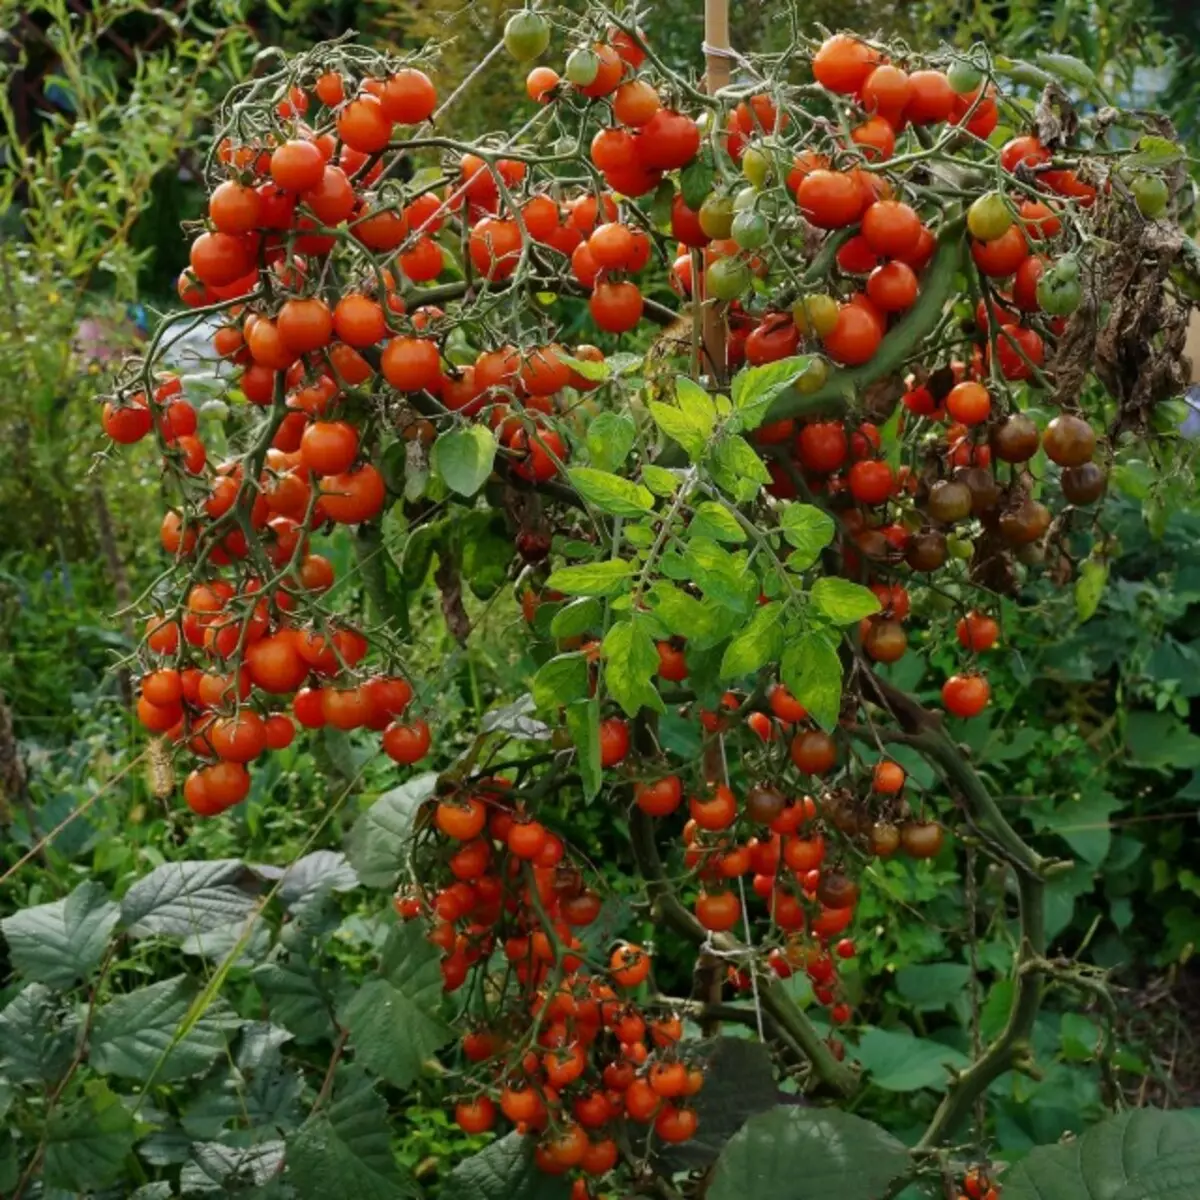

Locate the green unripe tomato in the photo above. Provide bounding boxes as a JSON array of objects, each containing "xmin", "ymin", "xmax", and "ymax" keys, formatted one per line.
[
  {"xmin": 1130, "ymin": 173, "xmax": 1169, "ymax": 219},
  {"xmin": 967, "ymin": 191, "xmax": 1013, "ymax": 242},
  {"xmin": 792, "ymin": 293, "xmax": 838, "ymax": 338},
  {"xmin": 564, "ymin": 47, "xmax": 600, "ymax": 86},
  {"xmin": 742, "ymin": 145, "xmax": 773, "ymax": 188},
  {"xmin": 731, "ymin": 209, "xmax": 769, "ymax": 250},
  {"xmin": 947, "ymin": 59, "xmax": 984, "ymax": 94},
  {"xmin": 795, "ymin": 355, "xmax": 830, "ymax": 395},
  {"xmin": 1036, "ymin": 255, "xmax": 1082, "ymax": 316},
  {"xmin": 1152, "ymin": 399, "xmax": 1189, "ymax": 432},
  {"xmin": 705, "ymin": 256, "xmax": 752, "ymax": 300},
  {"xmin": 503, "ymin": 10, "xmax": 551, "ymax": 61},
  {"xmin": 732, "ymin": 185, "xmax": 759, "ymax": 212},
  {"xmin": 698, "ymin": 193, "xmax": 736, "ymax": 239},
  {"xmin": 947, "ymin": 534, "xmax": 975, "ymax": 560}
]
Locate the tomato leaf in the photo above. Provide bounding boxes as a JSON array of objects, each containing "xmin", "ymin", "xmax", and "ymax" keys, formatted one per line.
[
  {"xmin": 584, "ymin": 411, "xmax": 635, "ymax": 472},
  {"xmin": 811, "ymin": 577, "xmax": 881, "ymax": 624},
  {"xmin": 730, "ymin": 356, "xmax": 815, "ymax": 431},
  {"xmin": 688, "ymin": 501, "xmax": 747, "ymax": 543},
  {"xmin": 779, "ymin": 505, "xmax": 835, "ymax": 568},
  {"xmin": 568, "ymin": 467, "xmax": 655, "ymax": 516},
  {"xmin": 720, "ymin": 602, "xmax": 785, "ymax": 680},
  {"xmin": 681, "ymin": 152, "xmax": 715, "ymax": 211},
  {"xmin": 549, "ymin": 597, "xmax": 603, "ymax": 639},
  {"xmin": 566, "ymin": 697, "xmax": 602, "ymax": 801},
  {"xmin": 431, "ymin": 425, "xmax": 496, "ymax": 496},
  {"xmin": 545, "ymin": 558, "xmax": 635, "ymax": 597},
  {"xmin": 710, "ymin": 433, "xmax": 772, "ymax": 501},
  {"xmin": 781, "ymin": 629, "xmax": 842, "ymax": 729},
  {"xmin": 1075, "ymin": 557, "xmax": 1108, "ymax": 622},
  {"xmin": 531, "ymin": 653, "xmax": 590, "ymax": 710},
  {"xmin": 604, "ymin": 616, "xmax": 665, "ymax": 718},
  {"xmin": 642, "ymin": 465, "xmax": 681, "ymax": 496}
]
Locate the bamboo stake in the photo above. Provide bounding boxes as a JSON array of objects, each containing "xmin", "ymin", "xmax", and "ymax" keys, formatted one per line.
[{"xmin": 702, "ymin": 0, "xmax": 730, "ymax": 385}]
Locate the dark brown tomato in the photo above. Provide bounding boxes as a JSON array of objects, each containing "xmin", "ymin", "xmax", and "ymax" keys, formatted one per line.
[
  {"xmin": 991, "ymin": 413, "xmax": 1040, "ymax": 463},
  {"xmin": 900, "ymin": 821, "xmax": 945, "ymax": 858},
  {"xmin": 998, "ymin": 498, "xmax": 1051, "ymax": 545},
  {"xmin": 926, "ymin": 479, "xmax": 973, "ymax": 524},
  {"xmin": 906, "ymin": 530, "xmax": 947, "ymax": 572},
  {"xmin": 1042, "ymin": 413, "xmax": 1096, "ymax": 467},
  {"xmin": 1061, "ymin": 462, "xmax": 1107, "ymax": 505},
  {"xmin": 745, "ymin": 783, "xmax": 788, "ymax": 826}
]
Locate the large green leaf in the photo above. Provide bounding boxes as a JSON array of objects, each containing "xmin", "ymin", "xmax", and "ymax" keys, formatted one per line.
[
  {"xmin": 258, "ymin": 850, "xmax": 359, "ymax": 916},
  {"xmin": 339, "ymin": 923, "xmax": 453, "ymax": 1087},
  {"xmin": 544, "ymin": 558, "xmax": 635, "ymax": 597},
  {"xmin": 1003, "ymin": 1109, "xmax": 1200, "ymax": 1200},
  {"xmin": 684, "ymin": 538, "xmax": 755, "ymax": 613},
  {"xmin": 287, "ymin": 1066, "xmax": 419, "ymax": 1199},
  {"xmin": 0, "ymin": 982, "xmax": 79, "ymax": 1084},
  {"xmin": 251, "ymin": 954, "xmax": 336, "ymax": 1043},
  {"xmin": 584, "ymin": 411, "xmax": 635, "ymax": 472},
  {"xmin": 731, "ymin": 356, "xmax": 815, "ymax": 431},
  {"xmin": 780, "ymin": 504, "xmax": 835, "ymax": 569},
  {"xmin": 604, "ymin": 616, "xmax": 665, "ymax": 718},
  {"xmin": 433, "ymin": 425, "xmax": 496, "ymax": 496},
  {"xmin": 345, "ymin": 773, "xmax": 437, "ymax": 889},
  {"xmin": 121, "ymin": 860, "xmax": 263, "ymax": 938},
  {"xmin": 42, "ymin": 1080, "xmax": 141, "ymax": 1191},
  {"xmin": 568, "ymin": 467, "xmax": 654, "ymax": 516},
  {"xmin": 689, "ymin": 500, "xmax": 747, "ymax": 543},
  {"xmin": 649, "ymin": 380, "xmax": 715, "ymax": 459},
  {"xmin": 721, "ymin": 602, "xmax": 785, "ymax": 679},
  {"xmin": 811, "ymin": 577, "xmax": 881, "ymax": 624},
  {"xmin": 1040, "ymin": 790, "xmax": 1121, "ymax": 867},
  {"xmin": 1125, "ymin": 712, "xmax": 1200, "ymax": 769},
  {"xmin": 710, "ymin": 433, "xmax": 772, "ymax": 501},
  {"xmin": 566, "ymin": 696, "xmax": 602, "ymax": 800},
  {"xmin": 780, "ymin": 630, "xmax": 843, "ymax": 730},
  {"xmin": 1, "ymin": 879, "xmax": 119, "ymax": 988},
  {"xmin": 1114, "ymin": 1149, "xmax": 1200, "ymax": 1199},
  {"xmin": 894, "ymin": 964, "xmax": 972, "ymax": 1012},
  {"xmin": 89, "ymin": 975, "xmax": 240, "ymax": 1083},
  {"xmin": 851, "ymin": 1027, "xmax": 969, "ymax": 1092},
  {"xmin": 549, "ymin": 597, "xmax": 602, "ymax": 639},
  {"xmin": 648, "ymin": 582, "xmax": 722, "ymax": 645},
  {"xmin": 708, "ymin": 1107, "xmax": 910, "ymax": 1200},
  {"xmin": 531, "ymin": 653, "xmax": 590, "ymax": 710},
  {"xmin": 441, "ymin": 1132, "xmax": 572, "ymax": 1200}
]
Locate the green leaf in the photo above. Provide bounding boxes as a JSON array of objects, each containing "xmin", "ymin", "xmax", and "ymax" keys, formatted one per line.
[
  {"xmin": 1034, "ymin": 51, "xmax": 1097, "ymax": 91},
  {"xmin": 721, "ymin": 602, "xmax": 785, "ymax": 679},
  {"xmin": 1115, "ymin": 1148, "xmax": 1200, "ymax": 1199},
  {"xmin": 442, "ymin": 1134, "xmax": 572, "ymax": 1200},
  {"xmin": 894, "ymin": 964, "xmax": 972, "ymax": 1012},
  {"xmin": 532, "ymin": 653, "xmax": 590, "ymax": 710},
  {"xmin": 780, "ymin": 505, "xmax": 835, "ymax": 569},
  {"xmin": 604, "ymin": 616, "xmax": 665, "ymax": 718},
  {"xmin": 1002, "ymin": 1109, "xmax": 1200, "ymax": 1200},
  {"xmin": 0, "ymin": 982, "xmax": 79, "ymax": 1084},
  {"xmin": 121, "ymin": 859, "xmax": 262, "ymax": 938},
  {"xmin": 811, "ymin": 578, "xmax": 881, "ymax": 624},
  {"xmin": 1124, "ymin": 135, "xmax": 1185, "ymax": 170},
  {"xmin": 649, "ymin": 386, "xmax": 715, "ymax": 460},
  {"xmin": 710, "ymin": 433, "xmax": 772, "ymax": 501},
  {"xmin": 433, "ymin": 425, "xmax": 497, "ymax": 496},
  {"xmin": 251, "ymin": 955, "xmax": 336, "ymax": 1043},
  {"xmin": 689, "ymin": 501, "xmax": 746, "ymax": 543},
  {"xmin": 1126, "ymin": 712, "xmax": 1200, "ymax": 770},
  {"xmin": 655, "ymin": 1037, "xmax": 780, "ymax": 1173},
  {"xmin": 89, "ymin": 975, "xmax": 240, "ymax": 1083},
  {"xmin": 560, "ymin": 353, "xmax": 611, "ymax": 383},
  {"xmin": 549, "ymin": 597, "xmax": 602, "ymax": 639},
  {"xmin": 346, "ymin": 774, "xmax": 437, "ymax": 889},
  {"xmin": 651, "ymin": 178, "xmax": 674, "ymax": 229},
  {"xmin": 339, "ymin": 923, "xmax": 454, "ymax": 1088},
  {"xmin": 566, "ymin": 697, "xmax": 602, "ymax": 800},
  {"xmin": 1, "ymin": 879, "xmax": 119, "ymax": 988},
  {"xmin": 780, "ymin": 630, "xmax": 843, "ymax": 729},
  {"xmin": 568, "ymin": 467, "xmax": 654, "ymax": 517},
  {"xmin": 43, "ymin": 1080, "xmax": 141, "ymax": 1192},
  {"xmin": 1044, "ymin": 790, "xmax": 1121, "ymax": 867},
  {"xmin": 287, "ymin": 1066, "xmax": 420, "ymax": 1199},
  {"xmin": 730, "ymin": 356, "xmax": 814, "ymax": 431},
  {"xmin": 642, "ymin": 465, "xmax": 680, "ymax": 496},
  {"xmin": 708, "ymin": 1107, "xmax": 910, "ymax": 1200},
  {"xmin": 684, "ymin": 538, "xmax": 756, "ymax": 613},
  {"xmin": 680, "ymin": 153, "xmax": 715, "ymax": 212},
  {"xmin": 584, "ymin": 411, "xmax": 635, "ymax": 472},
  {"xmin": 648, "ymin": 582, "xmax": 725, "ymax": 648},
  {"xmin": 545, "ymin": 558, "xmax": 635, "ymax": 597},
  {"xmin": 1075, "ymin": 558, "xmax": 1108, "ymax": 622},
  {"xmin": 851, "ymin": 1026, "xmax": 969, "ymax": 1092},
  {"xmin": 1061, "ymin": 1012, "xmax": 1101, "ymax": 1061}
]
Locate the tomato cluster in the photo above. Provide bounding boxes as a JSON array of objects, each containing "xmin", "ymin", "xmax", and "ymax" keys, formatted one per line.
[{"xmin": 395, "ymin": 778, "xmax": 703, "ymax": 1180}]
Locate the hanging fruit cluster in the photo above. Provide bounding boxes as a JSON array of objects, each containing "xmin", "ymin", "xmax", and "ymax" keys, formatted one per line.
[{"xmin": 98, "ymin": 9, "xmax": 1193, "ymax": 1190}]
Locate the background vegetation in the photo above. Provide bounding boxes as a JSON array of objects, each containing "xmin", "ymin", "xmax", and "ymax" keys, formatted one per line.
[{"xmin": 2, "ymin": 0, "xmax": 1199, "ymax": 1193}]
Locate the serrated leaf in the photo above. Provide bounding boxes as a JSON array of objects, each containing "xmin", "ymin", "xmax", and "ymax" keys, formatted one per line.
[
  {"xmin": 549, "ymin": 597, "xmax": 602, "ymax": 639},
  {"xmin": 180, "ymin": 1140, "xmax": 286, "ymax": 1193},
  {"xmin": 1124, "ymin": 135, "xmax": 1184, "ymax": 169},
  {"xmin": 339, "ymin": 923, "xmax": 453, "ymax": 1088},
  {"xmin": 583, "ymin": 411, "xmax": 635, "ymax": 472},
  {"xmin": 0, "ymin": 982, "xmax": 79, "ymax": 1084},
  {"xmin": 346, "ymin": 774, "xmax": 436, "ymax": 889},
  {"xmin": 1075, "ymin": 558, "xmax": 1108, "ymax": 622},
  {"xmin": 642, "ymin": 465, "xmax": 680, "ymax": 496},
  {"xmin": 604, "ymin": 616, "xmax": 666, "ymax": 718},
  {"xmin": 1, "ymin": 879, "xmax": 119, "ymax": 988},
  {"xmin": 730, "ymin": 356, "xmax": 814, "ymax": 430},
  {"xmin": 544, "ymin": 558, "xmax": 635, "ymax": 597},
  {"xmin": 560, "ymin": 353, "xmax": 611, "ymax": 383},
  {"xmin": 721, "ymin": 602, "xmax": 785, "ymax": 679},
  {"xmin": 254, "ymin": 851, "xmax": 358, "ymax": 916},
  {"xmin": 121, "ymin": 860, "xmax": 262, "ymax": 938},
  {"xmin": 568, "ymin": 467, "xmax": 654, "ymax": 516},
  {"xmin": 442, "ymin": 1132, "xmax": 573, "ymax": 1200},
  {"xmin": 852, "ymin": 1027, "xmax": 969, "ymax": 1091},
  {"xmin": 649, "ymin": 382, "xmax": 715, "ymax": 460},
  {"xmin": 251, "ymin": 955, "xmax": 336, "ymax": 1043},
  {"xmin": 684, "ymin": 537, "xmax": 756, "ymax": 613},
  {"xmin": 90, "ymin": 975, "xmax": 240, "ymax": 1083},
  {"xmin": 287, "ymin": 1066, "xmax": 420, "ymax": 1199},
  {"xmin": 780, "ymin": 504, "xmax": 835, "ymax": 568},
  {"xmin": 689, "ymin": 501, "xmax": 746, "ymax": 543},
  {"xmin": 708, "ymin": 1107, "xmax": 910, "ymax": 1200},
  {"xmin": 681, "ymin": 154, "xmax": 715, "ymax": 211},
  {"xmin": 1002, "ymin": 1109, "xmax": 1200, "ymax": 1200},
  {"xmin": 43, "ymin": 1080, "xmax": 141, "ymax": 1192},
  {"xmin": 433, "ymin": 425, "xmax": 497, "ymax": 496},
  {"xmin": 647, "ymin": 582, "xmax": 722, "ymax": 646},
  {"xmin": 781, "ymin": 630, "xmax": 843, "ymax": 729},
  {"xmin": 811, "ymin": 577, "xmax": 881, "ymax": 624},
  {"xmin": 710, "ymin": 433, "xmax": 772, "ymax": 501},
  {"xmin": 1116, "ymin": 1148, "xmax": 1200, "ymax": 1199},
  {"xmin": 532, "ymin": 653, "xmax": 590, "ymax": 709},
  {"xmin": 566, "ymin": 697, "xmax": 602, "ymax": 800}
]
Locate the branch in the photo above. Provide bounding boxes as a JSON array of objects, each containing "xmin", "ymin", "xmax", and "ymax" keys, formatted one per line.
[{"xmin": 629, "ymin": 808, "xmax": 857, "ymax": 1096}]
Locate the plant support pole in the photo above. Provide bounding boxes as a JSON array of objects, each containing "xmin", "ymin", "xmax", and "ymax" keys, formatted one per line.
[{"xmin": 702, "ymin": 0, "xmax": 730, "ymax": 384}]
